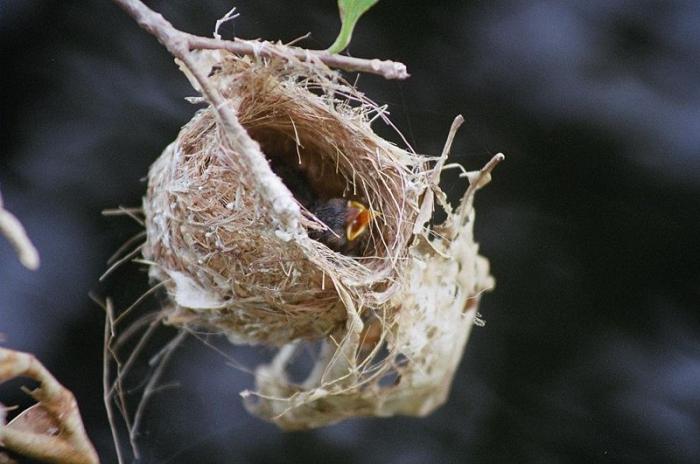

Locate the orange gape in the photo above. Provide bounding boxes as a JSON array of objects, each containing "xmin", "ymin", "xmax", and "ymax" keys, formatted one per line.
[{"xmin": 346, "ymin": 200, "xmax": 376, "ymax": 242}]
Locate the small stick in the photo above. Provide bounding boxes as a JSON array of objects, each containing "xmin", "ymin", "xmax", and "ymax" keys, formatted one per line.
[
  {"xmin": 454, "ymin": 153, "xmax": 505, "ymax": 226},
  {"xmin": 432, "ymin": 115, "xmax": 465, "ymax": 184},
  {"xmin": 187, "ymin": 35, "xmax": 409, "ymax": 80}
]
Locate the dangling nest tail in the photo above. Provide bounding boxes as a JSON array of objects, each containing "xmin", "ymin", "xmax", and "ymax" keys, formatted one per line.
[{"xmin": 140, "ymin": 45, "xmax": 500, "ymax": 429}]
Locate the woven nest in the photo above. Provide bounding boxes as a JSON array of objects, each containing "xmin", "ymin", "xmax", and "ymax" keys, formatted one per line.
[
  {"xmin": 143, "ymin": 51, "xmax": 426, "ymax": 345},
  {"xmin": 141, "ymin": 46, "xmax": 498, "ymax": 428}
]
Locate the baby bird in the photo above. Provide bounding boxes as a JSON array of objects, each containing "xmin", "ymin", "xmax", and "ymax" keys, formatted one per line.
[
  {"xmin": 310, "ymin": 198, "xmax": 375, "ymax": 254},
  {"xmin": 269, "ymin": 158, "xmax": 375, "ymax": 254}
]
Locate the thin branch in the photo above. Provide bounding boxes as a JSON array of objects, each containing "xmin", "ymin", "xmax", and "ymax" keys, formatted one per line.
[
  {"xmin": 454, "ymin": 152, "xmax": 505, "ymax": 226},
  {"xmin": 432, "ymin": 115, "xmax": 465, "ymax": 184},
  {"xmin": 187, "ymin": 35, "xmax": 409, "ymax": 80},
  {"xmin": 112, "ymin": 0, "xmax": 302, "ymax": 231},
  {"xmin": 413, "ymin": 116, "xmax": 464, "ymax": 234},
  {"xmin": 461, "ymin": 153, "xmax": 505, "ymax": 195},
  {"xmin": 113, "ymin": 0, "xmax": 407, "ymax": 80}
]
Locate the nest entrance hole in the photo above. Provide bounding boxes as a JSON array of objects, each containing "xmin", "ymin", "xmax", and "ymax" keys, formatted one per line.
[
  {"xmin": 235, "ymin": 86, "xmax": 398, "ymax": 262},
  {"xmin": 243, "ymin": 122, "xmax": 385, "ymax": 258},
  {"xmin": 246, "ymin": 126, "xmax": 357, "ymax": 209}
]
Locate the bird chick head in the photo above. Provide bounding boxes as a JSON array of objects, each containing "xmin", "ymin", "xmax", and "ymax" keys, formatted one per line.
[
  {"xmin": 308, "ymin": 198, "xmax": 379, "ymax": 253},
  {"xmin": 345, "ymin": 200, "xmax": 377, "ymax": 242}
]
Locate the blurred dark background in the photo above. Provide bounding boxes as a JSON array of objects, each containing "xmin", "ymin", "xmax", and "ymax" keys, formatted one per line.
[{"xmin": 2, "ymin": 0, "xmax": 699, "ymax": 462}]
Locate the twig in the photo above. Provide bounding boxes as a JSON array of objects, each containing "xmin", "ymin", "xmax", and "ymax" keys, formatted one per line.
[
  {"xmin": 412, "ymin": 116, "xmax": 464, "ymax": 233},
  {"xmin": 114, "ymin": 0, "xmax": 407, "ymax": 80},
  {"xmin": 0, "ymin": 189, "xmax": 39, "ymax": 270},
  {"xmin": 461, "ymin": 153, "xmax": 505, "ymax": 196},
  {"xmin": 0, "ymin": 348, "xmax": 98, "ymax": 464},
  {"xmin": 112, "ymin": 0, "xmax": 302, "ymax": 231},
  {"xmin": 187, "ymin": 36, "xmax": 409, "ymax": 80},
  {"xmin": 213, "ymin": 7, "xmax": 239, "ymax": 40},
  {"xmin": 432, "ymin": 115, "xmax": 465, "ymax": 184},
  {"xmin": 454, "ymin": 152, "xmax": 505, "ymax": 227}
]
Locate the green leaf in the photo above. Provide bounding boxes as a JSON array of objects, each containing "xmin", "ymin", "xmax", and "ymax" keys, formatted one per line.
[{"xmin": 327, "ymin": 0, "xmax": 380, "ymax": 54}]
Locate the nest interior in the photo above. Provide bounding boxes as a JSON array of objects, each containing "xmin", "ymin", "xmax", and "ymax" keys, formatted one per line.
[{"xmin": 234, "ymin": 70, "xmax": 412, "ymax": 265}]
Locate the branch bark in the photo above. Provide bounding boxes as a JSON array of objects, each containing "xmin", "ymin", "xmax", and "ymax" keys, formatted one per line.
[{"xmin": 187, "ymin": 35, "xmax": 409, "ymax": 80}]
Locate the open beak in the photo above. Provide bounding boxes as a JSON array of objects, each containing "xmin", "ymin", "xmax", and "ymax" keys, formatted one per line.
[{"xmin": 346, "ymin": 201, "xmax": 379, "ymax": 242}]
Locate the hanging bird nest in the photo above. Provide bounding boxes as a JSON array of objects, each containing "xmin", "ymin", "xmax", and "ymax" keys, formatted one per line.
[
  {"xmin": 143, "ymin": 50, "xmax": 427, "ymax": 346},
  {"xmin": 140, "ymin": 43, "xmax": 501, "ymax": 428}
]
